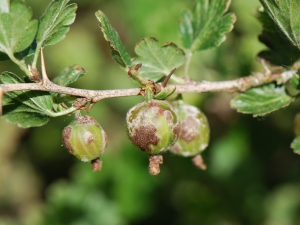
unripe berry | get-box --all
[126,100,180,175]
[126,100,180,155]
[170,100,210,169]
[62,114,107,171]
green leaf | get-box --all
[0,41,37,61]
[133,37,185,82]
[0,1,38,55]
[52,64,86,87]
[0,72,54,128]
[95,10,131,68]
[260,0,300,48]
[230,84,294,117]
[36,0,77,47]
[290,74,300,90]
[291,136,300,155]
[52,95,76,112]
[257,9,300,66]
[2,106,51,128]
[179,0,236,51]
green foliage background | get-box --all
[1,0,300,224]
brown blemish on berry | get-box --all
[179,116,199,142]
[173,122,181,136]
[130,124,160,152]
[149,101,159,108]
[76,115,99,125]
[171,143,182,154]
[164,110,173,121]
[87,135,94,145]
[104,133,108,149]
[62,126,74,153]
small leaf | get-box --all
[3,105,50,128]
[52,64,86,87]
[291,136,300,155]
[230,84,294,117]
[290,74,300,90]
[260,0,300,48]
[154,87,176,100]
[0,72,54,127]
[133,37,185,82]
[257,9,300,66]
[179,0,236,51]
[53,95,76,112]
[95,10,131,68]
[36,0,77,47]
[0,1,38,55]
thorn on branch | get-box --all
[162,68,176,88]
[258,58,271,75]
[87,102,96,113]
[40,47,50,84]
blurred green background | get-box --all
[1,0,300,224]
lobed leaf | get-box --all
[179,0,236,51]
[230,84,294,117]
[260,0,300,49]
[0,72,53,128]
[95,10,132,68]
[52,64,86,87]
[133,37,185,82]
[0,1,38,55]
[257,9,300,66]
[36,0,77,47]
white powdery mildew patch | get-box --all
[83,131,93,144]
[80,156,89,162]
[181,151,193,157]
[200,143,208,151]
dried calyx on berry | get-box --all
[170,100,210,170]
[62,113,107,172]
[126,99,180,175]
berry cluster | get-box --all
[62,98,210,175]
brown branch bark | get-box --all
[0,70,296,103]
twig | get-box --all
[0,70,296,103]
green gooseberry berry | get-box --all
[170,100,210,169]
[62,114,107,171]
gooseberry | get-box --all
[62,114,107,171]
